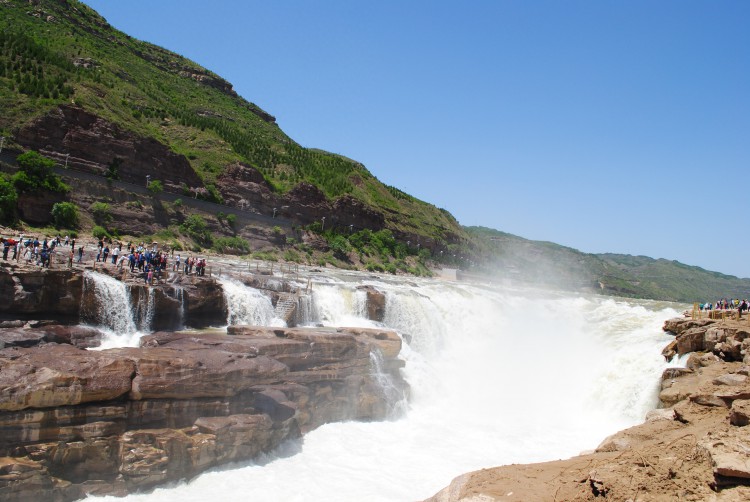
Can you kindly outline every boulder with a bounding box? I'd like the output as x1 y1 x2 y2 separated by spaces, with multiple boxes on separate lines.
700 430 750 485
729 399 750 427
676 327 707 355
357 285 386 322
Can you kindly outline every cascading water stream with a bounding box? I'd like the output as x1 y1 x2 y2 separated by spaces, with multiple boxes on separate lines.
96 275 684 502
82 271 144 348
219 277 279 326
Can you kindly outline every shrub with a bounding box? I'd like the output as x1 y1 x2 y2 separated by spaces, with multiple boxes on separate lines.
92 225 110 239
181 214 213 247
172 198 183 208
0 177 17 225
105 158 121 181
50 201 79 228
90 201 112 225
12 151 69 193
283 249 302 263
213 236 249 254
147 179 163 195
272 226 283 235
365 262 385 273
328 234 351 260
225 213 237 228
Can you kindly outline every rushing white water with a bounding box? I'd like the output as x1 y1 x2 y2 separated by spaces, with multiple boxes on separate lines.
82 271 144 348
94 275 683 502
219 277 280 326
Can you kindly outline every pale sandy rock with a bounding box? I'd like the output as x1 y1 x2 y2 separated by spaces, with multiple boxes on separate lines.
700 430 750 482
645 408 677 422
729 399 750 426
714 373 748 386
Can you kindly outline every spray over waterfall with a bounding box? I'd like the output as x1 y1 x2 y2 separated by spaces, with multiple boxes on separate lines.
87 272 681 502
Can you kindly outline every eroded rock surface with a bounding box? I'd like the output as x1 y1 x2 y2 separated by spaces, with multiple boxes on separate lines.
0 327 406 501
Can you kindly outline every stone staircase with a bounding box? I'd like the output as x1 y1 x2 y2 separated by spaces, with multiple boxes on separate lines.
274 293 298 325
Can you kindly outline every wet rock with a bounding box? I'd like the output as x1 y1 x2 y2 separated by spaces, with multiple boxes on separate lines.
0 327 406 499
357 285 386 322
0 328 46 348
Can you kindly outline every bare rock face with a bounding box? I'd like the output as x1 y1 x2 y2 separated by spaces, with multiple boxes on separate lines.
0 265 83 322
16 191 66 225
0 327 406 500
357 285 386 322
0 325 103 349
216 166 387 232
16 105 204 192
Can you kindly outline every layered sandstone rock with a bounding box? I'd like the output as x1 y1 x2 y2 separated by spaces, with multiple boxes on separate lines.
0 327 406 501
0 264 83 322
16 105 204 192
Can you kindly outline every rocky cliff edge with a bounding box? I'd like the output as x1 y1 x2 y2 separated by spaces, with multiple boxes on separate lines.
426 316 750 501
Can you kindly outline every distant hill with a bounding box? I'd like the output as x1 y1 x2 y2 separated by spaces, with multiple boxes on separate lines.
465 226 750 303
1 0 748 303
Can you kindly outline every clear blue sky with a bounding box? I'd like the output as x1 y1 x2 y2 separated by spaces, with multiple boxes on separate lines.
81 0 750 278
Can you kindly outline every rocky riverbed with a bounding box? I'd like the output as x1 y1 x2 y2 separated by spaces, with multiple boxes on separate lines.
0 261 406 501
426 315 750 501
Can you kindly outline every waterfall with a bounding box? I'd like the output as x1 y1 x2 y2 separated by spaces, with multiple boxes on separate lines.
133 287 156 332
219 277 278 326
171 286 186 330
97 275 685 502
369 349 408 417
82 270 137 335
296 293 315 326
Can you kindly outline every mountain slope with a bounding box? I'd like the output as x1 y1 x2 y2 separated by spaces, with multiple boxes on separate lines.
0 0 462 248
465 226 750 303
2 0 748 303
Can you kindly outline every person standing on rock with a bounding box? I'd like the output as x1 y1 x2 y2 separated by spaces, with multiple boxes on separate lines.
111 245 119 264
77 246 84 263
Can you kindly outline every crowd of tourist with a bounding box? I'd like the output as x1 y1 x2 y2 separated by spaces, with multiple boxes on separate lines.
1 233 209 284
699 298 749 312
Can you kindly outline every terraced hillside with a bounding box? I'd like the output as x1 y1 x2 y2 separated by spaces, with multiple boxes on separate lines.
0 0 463 250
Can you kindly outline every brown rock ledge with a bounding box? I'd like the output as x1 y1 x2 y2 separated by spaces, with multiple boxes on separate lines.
0 326 407 501
426 317 750 501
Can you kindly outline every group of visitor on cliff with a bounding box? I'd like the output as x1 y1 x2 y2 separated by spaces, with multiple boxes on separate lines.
1 233 208 283
699 298 749 312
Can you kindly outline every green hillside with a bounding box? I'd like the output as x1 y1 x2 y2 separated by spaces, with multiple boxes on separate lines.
0 0 461 246
466 226 750 303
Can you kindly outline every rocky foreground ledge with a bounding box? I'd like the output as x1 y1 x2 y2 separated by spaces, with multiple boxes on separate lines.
426 317 750 501
0 326 406 501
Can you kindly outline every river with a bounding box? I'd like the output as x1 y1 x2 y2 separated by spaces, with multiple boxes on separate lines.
87 270 683 501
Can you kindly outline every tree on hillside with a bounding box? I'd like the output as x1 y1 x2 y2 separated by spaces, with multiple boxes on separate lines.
0 177 18 225
12 151 69 194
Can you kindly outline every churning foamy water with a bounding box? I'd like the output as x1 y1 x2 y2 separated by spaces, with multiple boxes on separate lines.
92 274 682 502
